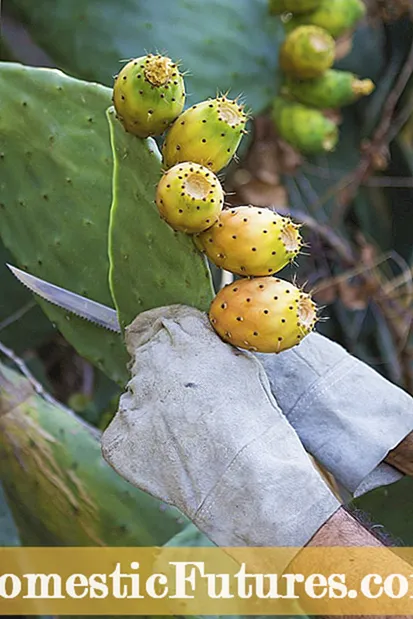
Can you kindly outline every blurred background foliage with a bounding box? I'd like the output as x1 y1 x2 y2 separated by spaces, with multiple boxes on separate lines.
1 1 413 612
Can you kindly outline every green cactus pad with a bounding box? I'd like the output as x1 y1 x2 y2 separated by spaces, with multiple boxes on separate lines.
113 54 185 138
163 96 248 173
0 63 129 385
284 70 375 109
0 362 187 546
285 0 366 39
272 96 338 153
280 25 335 79
269 0 322 14
7 0 283 116
107 108 214 331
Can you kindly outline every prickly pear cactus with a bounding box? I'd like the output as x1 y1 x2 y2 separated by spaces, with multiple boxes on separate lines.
0 362 187 546
156 163 224 233
107 108 214 331
163 96 248 173
7 0 284 115
283 70 375 109
209 277 317 353
285 0 366 38
280 25 335 79
272 96 338 153
196 206 302 276
269 0 322 14
0 63 129 385
113 54 186 138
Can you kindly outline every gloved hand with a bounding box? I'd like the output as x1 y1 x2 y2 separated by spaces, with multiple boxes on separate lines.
258 333 413 496
102 305 340 567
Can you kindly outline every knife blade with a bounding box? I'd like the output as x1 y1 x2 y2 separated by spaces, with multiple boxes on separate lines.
7 264 121 333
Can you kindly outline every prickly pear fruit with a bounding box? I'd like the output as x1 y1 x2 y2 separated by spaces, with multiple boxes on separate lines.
269 0 322 14
280 25 335 79
113 54 185 138
196 206 302 276
283 70 375 109
156 162 224 233
272 96 338 153
162 96 248 173
209 277 317 353
285 0 366 38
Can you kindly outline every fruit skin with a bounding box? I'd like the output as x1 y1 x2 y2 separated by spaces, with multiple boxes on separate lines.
280 25 335 79
272 96 338 153
155 162 224 233
209 277 317 354
162 96 248 173
283 70 375 109
285 0 366 38
113 54 185 138
196 206 302 276
269 0 322 14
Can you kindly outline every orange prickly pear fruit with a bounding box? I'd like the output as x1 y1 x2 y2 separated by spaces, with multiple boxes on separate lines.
272 96 338 153
155 162 224 234
285 0 366 38
162 95 248 173
113 54 185 138
283 70 375 109
209 277 318 353
280 25 335 79
269 0 323 14
196 206 302 276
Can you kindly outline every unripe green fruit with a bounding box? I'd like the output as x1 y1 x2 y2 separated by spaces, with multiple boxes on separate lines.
113 54 185 138
280 25 335 79
283 70 375 109
162 96 248 173
285 0 366 38
155 162 224 234
272 97 338 153
209 277 317 353
269 0 323 14
196 206 302 276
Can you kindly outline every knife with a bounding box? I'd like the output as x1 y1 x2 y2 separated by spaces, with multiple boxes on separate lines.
7 264 122 334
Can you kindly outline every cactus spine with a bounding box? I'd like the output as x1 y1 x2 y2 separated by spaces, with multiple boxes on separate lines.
113 54 185 138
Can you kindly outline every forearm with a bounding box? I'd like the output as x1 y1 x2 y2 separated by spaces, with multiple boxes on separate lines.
386 431 413 476
290 508 412 619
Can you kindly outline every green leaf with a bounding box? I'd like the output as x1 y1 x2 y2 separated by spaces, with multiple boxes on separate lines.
107 108 214 329
5 0 283 114
0 62 129 385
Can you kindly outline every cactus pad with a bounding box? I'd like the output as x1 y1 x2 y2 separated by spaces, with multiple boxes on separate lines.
162 96 248 173
280 25 335 79
107 108 214 331
113 54 186 138
272 96 338 153
196 206 302 276
0 63 129 385
209 277 317 353
7 0 283 115
156 163 224 233
0 362 187 546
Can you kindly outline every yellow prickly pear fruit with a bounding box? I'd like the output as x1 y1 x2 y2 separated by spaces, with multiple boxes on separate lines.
280 25 335 79
285 0 366 38
209 277 318 353
269 0 323 14
272 96 338 153
283 70 375 109
162 96 248 173
155 162 224 234
196 206 302 276
113 54 185 138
